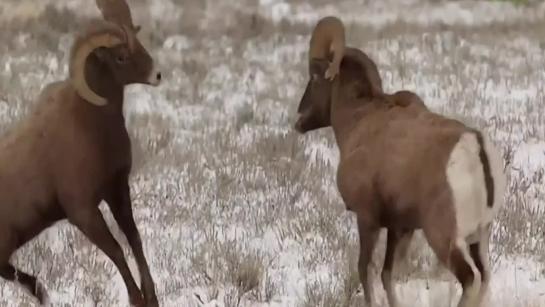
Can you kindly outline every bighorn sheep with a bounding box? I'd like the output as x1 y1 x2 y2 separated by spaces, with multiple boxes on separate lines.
0 1 162 306
295 16 506 307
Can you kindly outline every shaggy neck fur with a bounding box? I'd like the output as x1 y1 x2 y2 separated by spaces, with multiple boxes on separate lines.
82 54 125 113
329 53 383 157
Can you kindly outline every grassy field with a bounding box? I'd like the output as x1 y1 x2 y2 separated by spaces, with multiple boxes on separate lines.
0 0 544 306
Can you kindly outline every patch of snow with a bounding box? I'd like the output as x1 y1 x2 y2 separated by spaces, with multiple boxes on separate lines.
304 140 339 167
163 35 193 52
512 140 545 176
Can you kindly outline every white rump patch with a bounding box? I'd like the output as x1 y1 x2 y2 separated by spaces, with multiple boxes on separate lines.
446 133 488 241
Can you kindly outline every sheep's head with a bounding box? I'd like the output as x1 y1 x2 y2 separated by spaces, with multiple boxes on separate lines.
295 59 333 133
295 16 345 133
69 0 161 106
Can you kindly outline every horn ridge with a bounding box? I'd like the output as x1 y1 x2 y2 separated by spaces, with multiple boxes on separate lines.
69 21 126 106
309 16 346 80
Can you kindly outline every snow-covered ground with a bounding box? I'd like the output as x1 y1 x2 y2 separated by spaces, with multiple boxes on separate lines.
0 0 544 306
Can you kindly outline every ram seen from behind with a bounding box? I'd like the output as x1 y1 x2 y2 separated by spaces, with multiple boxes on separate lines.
294 16 506 307
0 0 162 306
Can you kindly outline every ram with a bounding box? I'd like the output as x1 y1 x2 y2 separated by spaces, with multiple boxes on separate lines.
295 16 506 307
0 1 161 306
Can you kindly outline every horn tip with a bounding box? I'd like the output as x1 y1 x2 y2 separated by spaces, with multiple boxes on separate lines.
93 97 108 106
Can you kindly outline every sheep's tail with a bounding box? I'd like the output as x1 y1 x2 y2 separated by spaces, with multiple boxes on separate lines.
473 130 506 217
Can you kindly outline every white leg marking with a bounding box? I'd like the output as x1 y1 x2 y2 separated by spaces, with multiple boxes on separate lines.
456 238 482 307
382 270 399 307
395 231 413 262
477 225 492 305
366 268 376 307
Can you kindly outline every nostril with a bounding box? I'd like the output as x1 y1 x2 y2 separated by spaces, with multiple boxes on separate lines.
156 72 162 81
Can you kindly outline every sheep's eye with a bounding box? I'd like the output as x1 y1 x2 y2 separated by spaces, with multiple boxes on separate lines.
116 55 127 64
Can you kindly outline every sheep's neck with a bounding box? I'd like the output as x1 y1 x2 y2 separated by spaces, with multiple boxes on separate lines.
84 58 124 113
330 84 373 158
331 102 358 157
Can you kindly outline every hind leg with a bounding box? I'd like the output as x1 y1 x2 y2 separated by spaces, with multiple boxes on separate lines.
0 238 48 305
357 217 379 307
423 225 481 307
381 229 407 307
471 225 492 305
451 239 482 307
0 264 48 305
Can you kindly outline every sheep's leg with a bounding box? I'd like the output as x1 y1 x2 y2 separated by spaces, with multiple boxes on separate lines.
468 243 485 306
382 230 402 307
473 224 492 305
357 218 379 307
66 205 144 307
450 239 481 307
105 174 158 307
0 236 47 304
0 264 48 305
423 221 481 307
394 230 414 261
479 225 492 297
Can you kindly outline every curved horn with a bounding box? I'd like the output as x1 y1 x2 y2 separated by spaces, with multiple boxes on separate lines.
69 22 126 106
96 0 137 51
309 16 346 80
343 47 384 97
119 24 135 51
